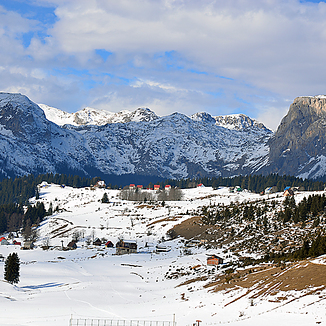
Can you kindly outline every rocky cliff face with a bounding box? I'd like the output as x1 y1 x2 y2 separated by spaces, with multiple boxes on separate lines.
262 96 326 179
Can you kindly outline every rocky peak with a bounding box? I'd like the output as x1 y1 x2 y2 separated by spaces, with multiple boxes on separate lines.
214 114 269 131
265 95 326 178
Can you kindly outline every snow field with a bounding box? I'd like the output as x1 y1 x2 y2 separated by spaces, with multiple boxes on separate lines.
0 184 326 325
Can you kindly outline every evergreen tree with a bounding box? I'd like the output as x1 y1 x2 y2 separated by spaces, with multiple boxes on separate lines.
101 192 109 203
4 252 20 284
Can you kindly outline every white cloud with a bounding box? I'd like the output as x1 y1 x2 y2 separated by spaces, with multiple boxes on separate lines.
2 0 326 128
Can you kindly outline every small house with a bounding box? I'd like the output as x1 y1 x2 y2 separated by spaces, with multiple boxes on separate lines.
283 188 294 197
13 240 21 246
197 184 205 188
105 240 114 248
93 238 102 246
67 240 77 249
156 245 171 252
22 241 34 250
137 185 143 190
95 180 106 188
165 185 171 190
116 240 137 255
129 184 136 190
0 237 9 245
207 255 223 266
154 185 160 190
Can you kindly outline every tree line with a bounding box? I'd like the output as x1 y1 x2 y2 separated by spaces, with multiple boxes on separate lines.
154 174 325 193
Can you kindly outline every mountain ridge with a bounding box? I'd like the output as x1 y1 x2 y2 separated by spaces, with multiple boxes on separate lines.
1 92 326 181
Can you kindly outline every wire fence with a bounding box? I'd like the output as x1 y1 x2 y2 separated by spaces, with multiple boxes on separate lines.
70 319 174 326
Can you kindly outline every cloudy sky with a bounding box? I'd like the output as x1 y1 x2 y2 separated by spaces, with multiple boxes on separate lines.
0 0 325 129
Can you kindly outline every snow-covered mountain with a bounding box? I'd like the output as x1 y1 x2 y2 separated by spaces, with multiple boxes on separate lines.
3 92 326 181
0 92 273 181
39 104 158 126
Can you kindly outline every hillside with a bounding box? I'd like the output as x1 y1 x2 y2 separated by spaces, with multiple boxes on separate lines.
1 184 326 325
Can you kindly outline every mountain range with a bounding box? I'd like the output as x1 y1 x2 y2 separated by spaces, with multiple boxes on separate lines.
0 92 325 183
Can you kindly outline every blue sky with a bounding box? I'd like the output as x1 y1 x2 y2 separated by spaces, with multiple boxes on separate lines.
0 0 326 129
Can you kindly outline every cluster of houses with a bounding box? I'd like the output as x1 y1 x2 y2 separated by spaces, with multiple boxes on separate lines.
262 186 297 197
0 237 35 249
129 184 170 191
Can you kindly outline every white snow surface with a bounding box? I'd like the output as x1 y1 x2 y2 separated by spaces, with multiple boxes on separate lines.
0 184 326 326
39 105 159 126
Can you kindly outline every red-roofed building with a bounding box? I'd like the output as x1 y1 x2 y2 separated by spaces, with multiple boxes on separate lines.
154 185 160 190
197 183 205 188
165 185 171 190
137 185 143 189
207 255 223 266
129 184 136 189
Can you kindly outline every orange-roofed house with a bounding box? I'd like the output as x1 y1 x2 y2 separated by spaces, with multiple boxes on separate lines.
207 255 223 266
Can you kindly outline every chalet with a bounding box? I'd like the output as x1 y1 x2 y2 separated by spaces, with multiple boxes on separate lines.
129 184 136 190
95 180 106 188
207 255 224 266
154 185 160 190
67 240 77 249
137 185 143 190
156 245 171 252
93 238 102 246
265 187 273 194
197 183 205 188
283 187 294 197
165 185 171 190
116 240 137 255
105 240 114 248
0 237 9 245
22 241 34 250
13 240 21 246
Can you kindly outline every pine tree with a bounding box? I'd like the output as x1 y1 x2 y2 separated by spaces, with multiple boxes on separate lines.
4 252 20 284
101 193 109 203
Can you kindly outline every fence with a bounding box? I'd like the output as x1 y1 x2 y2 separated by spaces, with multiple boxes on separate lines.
69 319 174 326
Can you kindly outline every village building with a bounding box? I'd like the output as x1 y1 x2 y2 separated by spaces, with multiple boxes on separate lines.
136 185 143 190
67 240 77 249
105 240 114 248
207 254 224 266
156 244 171 252
165 185 171 190
95 180 106 188
93 238 102 246
154 185 160 190
0 237 9 245
197 183 205 188
129 184 136 190
22 241 34 250
283 187 294 197
116 240 137 255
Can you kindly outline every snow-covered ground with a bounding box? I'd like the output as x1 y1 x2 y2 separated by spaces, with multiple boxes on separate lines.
0 184 325 326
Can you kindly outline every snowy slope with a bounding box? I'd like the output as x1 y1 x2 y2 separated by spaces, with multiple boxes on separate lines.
0 184 326 326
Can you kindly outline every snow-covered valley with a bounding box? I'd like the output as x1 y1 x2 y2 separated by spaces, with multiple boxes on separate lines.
1 184 326 326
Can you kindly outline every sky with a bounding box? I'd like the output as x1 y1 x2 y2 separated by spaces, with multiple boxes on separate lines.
0 0 326 130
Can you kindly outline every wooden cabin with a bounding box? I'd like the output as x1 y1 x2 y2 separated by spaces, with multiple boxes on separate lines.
116 240 137 255
207 255 223 266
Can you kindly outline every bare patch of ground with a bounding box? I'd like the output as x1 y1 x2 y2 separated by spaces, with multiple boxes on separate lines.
201 260 326 303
